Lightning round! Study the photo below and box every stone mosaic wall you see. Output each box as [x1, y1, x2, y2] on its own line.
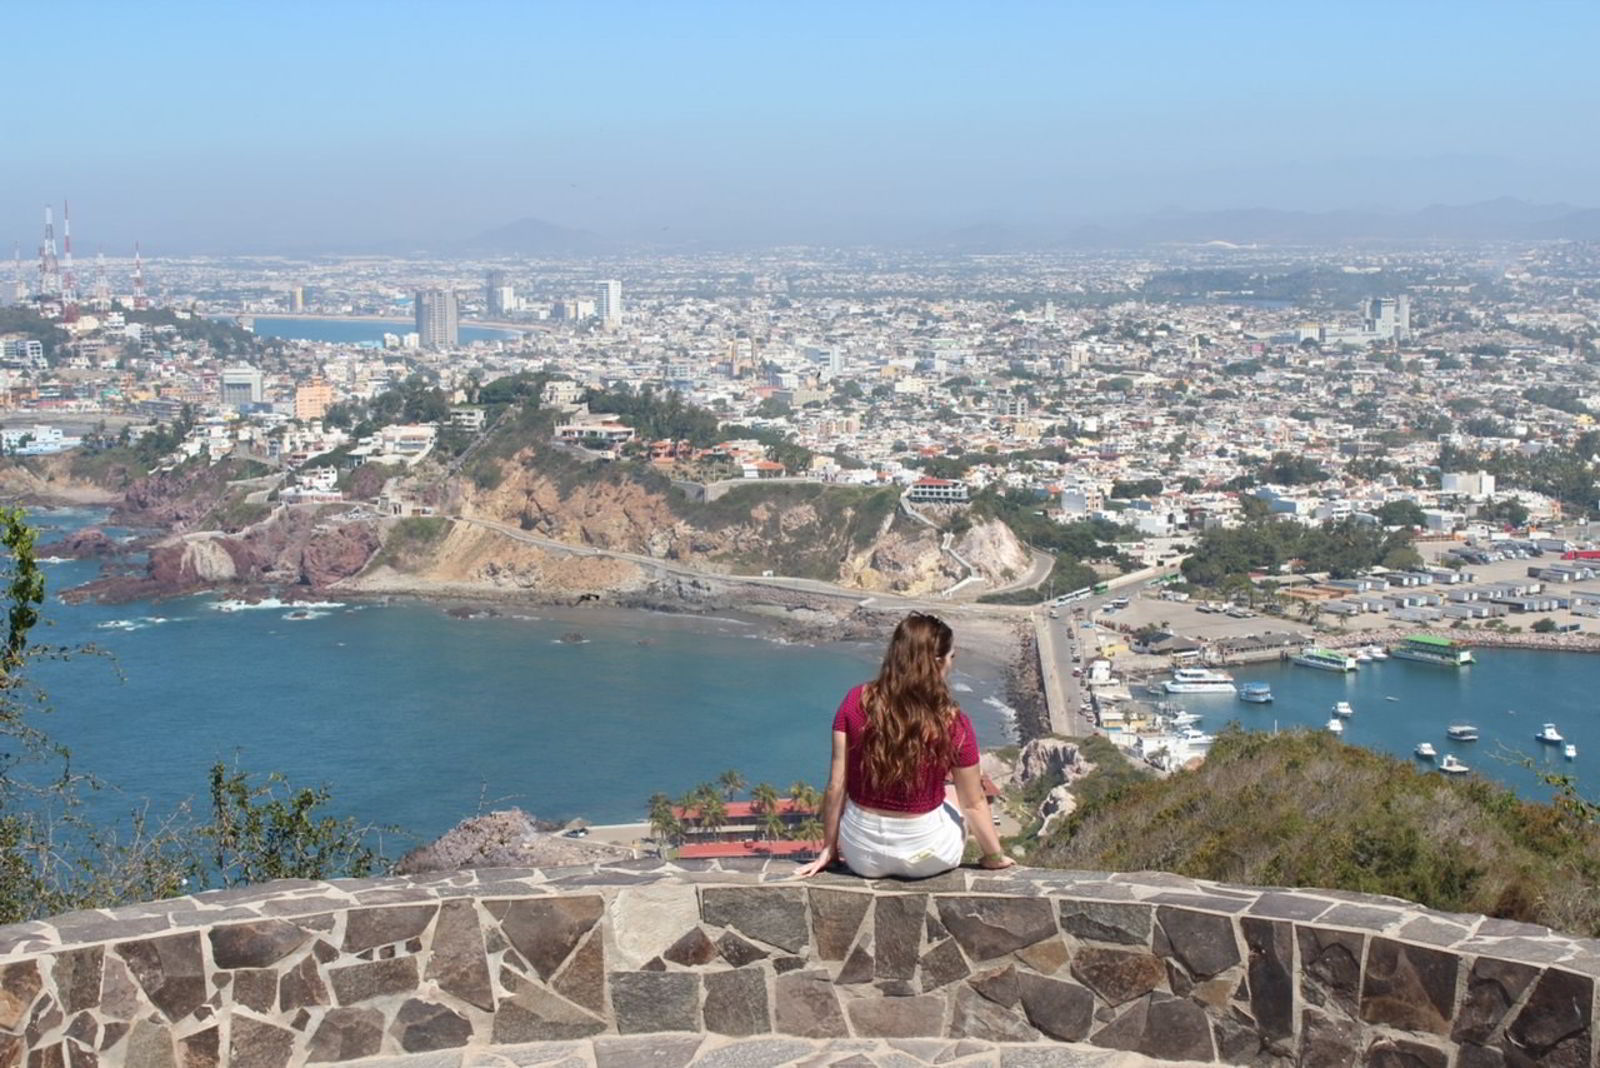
[0, 860, 1597, 1066]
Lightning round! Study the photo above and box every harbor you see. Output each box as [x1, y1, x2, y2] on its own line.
[1074, 636, 1593, 803]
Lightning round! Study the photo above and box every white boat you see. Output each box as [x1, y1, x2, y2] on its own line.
[1414, 742, 1437, 760]
[1354, 648, 1373, 663]
[1565, 743, 1577, 760]
[1238, 682, 1273, 704]
[1168, 711, 1203, 727]
[1384, 696, 1399, 702]
[1333, 701, 1354, 718]
[1326, 718, 1344, 735]
[1162, 667, 1237, 695]
[1446, 724, 1480, 742]
[1536, 723, 1564, 745]
[1364, 645, 1390, 661]
[1178, 727, 1215, 750]
[1390, 634, 1474, 667]
[1293, 647, 1360, 672]
[1439, 754, 1470, 774]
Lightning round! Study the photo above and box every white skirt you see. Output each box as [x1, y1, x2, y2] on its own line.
[837, 799, 966, 879]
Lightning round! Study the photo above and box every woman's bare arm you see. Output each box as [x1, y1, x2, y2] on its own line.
[794, 730, 849, 878]
[953, 764, 1014, 868]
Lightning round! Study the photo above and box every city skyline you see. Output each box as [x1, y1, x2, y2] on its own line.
[3, 1, 1598, 252]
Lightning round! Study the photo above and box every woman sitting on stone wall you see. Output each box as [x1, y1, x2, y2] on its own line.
[795, 612, 1014, 879]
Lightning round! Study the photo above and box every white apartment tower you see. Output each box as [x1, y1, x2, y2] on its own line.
[415, 288, 459, 350]
[597, 279, 622, 327]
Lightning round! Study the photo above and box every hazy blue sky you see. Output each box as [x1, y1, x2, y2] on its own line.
[6, 0, 1598, 251]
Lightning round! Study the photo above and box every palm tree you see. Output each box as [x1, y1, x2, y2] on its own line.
[749, 782, 783, 840]
[647, 793, 680, 848]
[795, 816, 824, 845]
[788, 780, 821, 814]
[676, 790, 701, 836]
[697, 789, 728, 840]
[718, 769, 746, 801]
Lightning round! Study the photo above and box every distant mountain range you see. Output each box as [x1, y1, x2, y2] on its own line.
[920, 198, 1600, 251]
[458, 217, 608, 255]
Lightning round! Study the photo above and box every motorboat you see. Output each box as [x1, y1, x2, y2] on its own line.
[1354, 647, 1373, 663]
[1165, 710, 1203, 727]
[1364, 644, 1390, 661]
[1414, 742, 1437, 760]
[1293, 647, 1360, 672]
[1439, 754, 1470, 774]
[1326, 718, 1344, 735]
[1163, 667, 1237, 694]
[1536, 723, 1564, 745]
[1238, 682, 1273, 703]
[1446, 724, 1480, 742]
[1391, 634, 1474, 667]
[1332, 701, 1354, 718]
[1565, 743, 1578, 760]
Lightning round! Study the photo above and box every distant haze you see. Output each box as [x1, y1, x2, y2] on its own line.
[4, 1, 1598, 253]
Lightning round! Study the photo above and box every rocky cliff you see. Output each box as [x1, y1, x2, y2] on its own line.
[66, 504, 381, 602]
[436, 449, 1028, 598]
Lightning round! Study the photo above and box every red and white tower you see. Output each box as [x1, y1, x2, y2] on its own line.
[60, 201, 77, 305]
[38, 205, 60, 297]
[132, 242, 148, 309]
[93, 251, 110, 306]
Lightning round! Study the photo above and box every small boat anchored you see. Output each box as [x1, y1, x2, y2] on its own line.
[1536, 723, 1565, 745]
[1414, 742, 1437, 760]
[1238, 682, 1273, 704]
[1565, 743, 1578, 760]
[1326, 718, 1345, 735]
[1446, 724, 1480, 742]
[1332, 701, 1354, 718]
[1439, 754, 1470, 774]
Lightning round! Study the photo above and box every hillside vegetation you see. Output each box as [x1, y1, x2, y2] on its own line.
[1031, 728, 1600, 935]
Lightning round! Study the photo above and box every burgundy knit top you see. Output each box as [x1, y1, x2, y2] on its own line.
[831, 683, 980, 814]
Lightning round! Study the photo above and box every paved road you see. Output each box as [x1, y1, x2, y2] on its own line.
[449, 514, 1036, 616]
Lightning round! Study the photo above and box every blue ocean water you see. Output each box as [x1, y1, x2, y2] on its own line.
[1173, 656, 1598, 805]
[246, 317, 520, 345]
[23, 509, 1016, 844]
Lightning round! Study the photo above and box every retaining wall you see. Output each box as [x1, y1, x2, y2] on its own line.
[0, 861, 1596, 1065]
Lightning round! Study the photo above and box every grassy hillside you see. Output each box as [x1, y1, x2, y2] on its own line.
[1031, 728, 1600, 935]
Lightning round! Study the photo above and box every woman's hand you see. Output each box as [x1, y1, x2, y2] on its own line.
[793, 846, 835, 878]
[979, 852, 1016, 871]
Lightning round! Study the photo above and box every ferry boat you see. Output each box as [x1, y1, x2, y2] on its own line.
[1536, 723, 1565, 745]
[1439, 754, 1470, 774]
[1565, 743, 1578, 760]
[1446, 724, 1480, 742]
[1390, 634, 1474, 667]
[1292, 647, 1360, 672]
[1326, 717, 1344, 735]
[1332, 701, 1354, 718]
[1238, 682, 1273, 704]
[1414, 742, 1437, 760]
[1162, 667, 1237, 695]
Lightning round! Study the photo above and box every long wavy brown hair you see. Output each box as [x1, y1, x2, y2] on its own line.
[860, 613, 959, 791]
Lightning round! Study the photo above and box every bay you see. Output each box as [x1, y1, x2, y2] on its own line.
[23, 509, 1016, 845]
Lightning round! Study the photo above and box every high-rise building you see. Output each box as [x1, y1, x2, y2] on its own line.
[1364, 296, 1411, 341]
[485, 270, 510, 316]
[414, 289, 459, 350]
[596, 279, 622, 327]
[287, 286, 305, 313]
[221, 366, 265, 408]
[294, 379, 334, 421]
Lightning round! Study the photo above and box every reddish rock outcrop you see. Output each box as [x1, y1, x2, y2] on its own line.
[36, 527, 121, 559]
